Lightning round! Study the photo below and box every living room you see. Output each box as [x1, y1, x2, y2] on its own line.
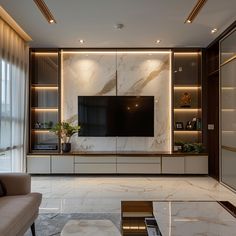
[0, 0, 236, 235]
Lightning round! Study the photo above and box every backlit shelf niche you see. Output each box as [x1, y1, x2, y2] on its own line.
[173, 51, 203, 151]
[29, 50, 60, 153]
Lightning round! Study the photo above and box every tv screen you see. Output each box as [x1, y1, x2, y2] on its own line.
[78, 96, 154, 137]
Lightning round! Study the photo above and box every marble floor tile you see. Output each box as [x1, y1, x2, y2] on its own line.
[31, 176, 236, 214]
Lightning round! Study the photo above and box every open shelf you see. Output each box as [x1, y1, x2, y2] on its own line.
[29, 49, 60, 153]
[173, 50, 203, 150]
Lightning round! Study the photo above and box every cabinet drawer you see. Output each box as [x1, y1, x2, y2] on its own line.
[117, 156, 161, 164]
[74, 163, 116, 173]
[75, 156, 116, 163]
[51, 155, 74, 173]
[185, 156, 208, 174]
[162, 156, 185, 174]
[117, 163, 161, 174]
[27, 155, 51, 174]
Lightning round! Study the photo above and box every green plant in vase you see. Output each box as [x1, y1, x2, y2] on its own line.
[51, 122, 81, 153]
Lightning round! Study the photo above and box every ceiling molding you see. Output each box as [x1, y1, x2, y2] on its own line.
[0, 5, 32, 42]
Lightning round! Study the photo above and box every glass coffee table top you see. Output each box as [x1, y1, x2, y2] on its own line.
[121, 201, 236, 236]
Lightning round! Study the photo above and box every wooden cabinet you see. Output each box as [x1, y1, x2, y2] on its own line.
[74, 156, 116, 174]
[27, 154, 208, 174]
[51, 155, 74, 173]
[27, 155, 51, 174]
[185, 156, 208, 174]
[117, 156, 161, 174]
[162, 156, 185, 174]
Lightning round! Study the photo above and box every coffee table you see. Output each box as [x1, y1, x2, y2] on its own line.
[61, 219, 121, 236]
[121, 201, 236, 236]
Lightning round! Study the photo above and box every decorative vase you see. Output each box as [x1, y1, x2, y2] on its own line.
[62, 143, 71, 153]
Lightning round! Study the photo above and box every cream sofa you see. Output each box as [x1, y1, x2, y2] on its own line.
[0, 173, 42, 236]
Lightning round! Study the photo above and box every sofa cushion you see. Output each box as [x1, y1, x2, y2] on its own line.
[0, 181, 6, 197]
[0, 192, 42, 236]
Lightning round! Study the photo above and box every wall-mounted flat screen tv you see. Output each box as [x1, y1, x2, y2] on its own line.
[78, 96, 154, 137]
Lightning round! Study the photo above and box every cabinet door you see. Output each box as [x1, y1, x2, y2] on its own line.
[185, 156, 208, 174]
[74, 164, 116, 173]
[162, 156, 185, 174]
[51, 155, 74, 173]
[117, 163, 161, 174]
[27, 155, 51, 174]
[220, 31, 236, 191]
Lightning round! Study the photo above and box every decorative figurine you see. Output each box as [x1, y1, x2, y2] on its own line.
[186, 121, 193, 130]
[180, 92, 191, 107]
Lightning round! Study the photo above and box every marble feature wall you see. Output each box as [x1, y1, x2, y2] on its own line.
[116, 53, 171, 151]
[62, 52, 117, 151]
[62, 51, 171, 152]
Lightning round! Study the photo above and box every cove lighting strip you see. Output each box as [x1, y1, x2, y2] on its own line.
[32, 87, 58, 90]
[169, 52, 172, 152]
[62, 50, 171, 54]
[174, 86, 200, 90]
[34, 52, 58, 55]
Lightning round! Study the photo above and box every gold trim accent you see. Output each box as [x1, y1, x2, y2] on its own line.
[185, 0, 208, 23]
[222, 145, 236, 153]
[33, 0, 56, 24]
[220, 55, 236, 67]
[0, 6, 32, 42]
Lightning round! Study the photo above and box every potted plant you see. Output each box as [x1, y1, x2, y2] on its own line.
[51, 122, 81, 153]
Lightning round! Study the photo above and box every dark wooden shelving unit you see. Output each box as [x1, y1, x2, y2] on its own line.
[172, 50, 203, 151]
[29, 49, 60, 153]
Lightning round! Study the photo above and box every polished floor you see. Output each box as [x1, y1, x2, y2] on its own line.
[31, 176, 236, 214]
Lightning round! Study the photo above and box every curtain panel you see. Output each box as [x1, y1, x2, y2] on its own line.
[0, 17, 29, 172]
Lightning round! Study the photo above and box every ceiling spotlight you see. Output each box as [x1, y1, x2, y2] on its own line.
[79, 39, 85, 44]
[156, 39, 161, 44]
[185, 0, 207, 24]
[114, 23, 124, 30]
[33, 0, 57, 24]
[211, 28, 218, 34]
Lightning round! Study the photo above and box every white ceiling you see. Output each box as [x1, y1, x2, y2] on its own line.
[1, 0, 236, 48]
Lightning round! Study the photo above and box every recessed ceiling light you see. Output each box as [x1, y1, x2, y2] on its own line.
[156, 39, 161, 44]
[114, 23, 124, 30]
[211, 28, 218, 34]
[79, 39, 85, 44]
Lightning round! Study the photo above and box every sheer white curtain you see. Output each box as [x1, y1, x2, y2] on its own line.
[0, 18, 28, 172]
